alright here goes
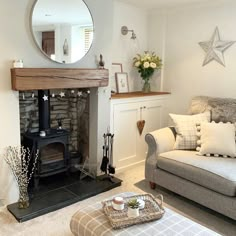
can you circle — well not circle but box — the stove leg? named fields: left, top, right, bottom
left=149, top=181, right=156, bottom=189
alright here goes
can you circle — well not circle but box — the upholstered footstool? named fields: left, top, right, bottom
left=70, top=192, right=220, bottom=236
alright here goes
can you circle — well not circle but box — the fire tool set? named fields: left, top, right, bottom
left=100, top=131, right=115, bottom=178
left=77, top=131, right=116, bottom=181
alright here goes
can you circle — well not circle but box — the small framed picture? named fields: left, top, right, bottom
left=115, top=72, right=129, bottom=93
left=111, top=63, right=123, bottom=93
left=112, top=63, right=123, bottom=73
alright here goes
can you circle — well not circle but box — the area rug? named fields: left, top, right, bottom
left=0, top=188, right=219, bottom=236
left=0, top=180, right=143, bottom=236
left=0, top=163, right=231, bottom=236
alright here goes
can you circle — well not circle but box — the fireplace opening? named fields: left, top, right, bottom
left=19, top=89, right=89, bottom=189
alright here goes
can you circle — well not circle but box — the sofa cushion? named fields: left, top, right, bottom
left=196, top=122, right=236, bottom=157
left=169, top=112, right=210, bottom=150
left=157, top=150, right=236, bottom=196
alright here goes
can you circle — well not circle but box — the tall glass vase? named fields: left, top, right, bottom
left=18, top=184, right=30, bottom=209
left=142, top=80, right=151, bottom=93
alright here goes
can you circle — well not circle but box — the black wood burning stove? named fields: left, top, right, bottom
left=23, top=130, right=69, bottom=188
left=23, top=90, right=70, bottom=188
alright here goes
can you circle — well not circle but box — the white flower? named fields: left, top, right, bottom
left=143, top=62, right=150, bottom=68
left=144, top=55, right=151, bottom=61
left=134, top=61, right=141, bottom=67
left=150, top=62, right=157, bottom=68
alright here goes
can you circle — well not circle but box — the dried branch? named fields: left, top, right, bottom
left=4, top=146, right=39, bottom=190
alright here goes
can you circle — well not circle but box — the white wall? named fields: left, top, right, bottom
left=149, top=0, right=236, bottom=114
left=148, top=9, right=167, bottom=91
left=112, top=1, right=149, bottom=92
left=0, top=0, right=113, bottom=204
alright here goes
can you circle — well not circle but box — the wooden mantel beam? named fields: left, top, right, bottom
left=11, top=68, right=109, bottom=91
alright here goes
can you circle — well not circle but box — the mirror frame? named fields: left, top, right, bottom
left=30, top=0, right=94, bottom=64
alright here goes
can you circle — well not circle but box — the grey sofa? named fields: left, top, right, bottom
left=145, top=96, right=236, bottom=220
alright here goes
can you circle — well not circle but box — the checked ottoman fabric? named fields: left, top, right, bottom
left=70, top=192, right=220, bottom=236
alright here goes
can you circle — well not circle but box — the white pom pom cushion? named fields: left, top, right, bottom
left=169, top=112, right=210, bottom=150
left=196, top=122, right=236, bottom=158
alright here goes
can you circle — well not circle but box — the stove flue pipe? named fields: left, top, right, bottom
left=38, top=90, right=50, bottom=132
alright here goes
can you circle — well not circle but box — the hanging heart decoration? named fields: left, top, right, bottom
left=137, top=120, right=145, bottom=135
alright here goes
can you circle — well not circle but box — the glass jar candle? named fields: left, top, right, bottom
left=112, top=196, right=124, bottom=210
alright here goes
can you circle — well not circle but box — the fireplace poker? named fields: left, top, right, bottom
left=108, top=134, right=115, bottom=174
left=100, top=133, right=109, bottom=173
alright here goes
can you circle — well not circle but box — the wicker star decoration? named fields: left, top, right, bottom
left=199, top=27, right=235, bottom=66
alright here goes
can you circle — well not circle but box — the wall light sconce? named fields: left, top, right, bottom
left=121, top=26, right=137, bottom=39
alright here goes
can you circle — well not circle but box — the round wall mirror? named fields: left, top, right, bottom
left=31, top=0, right=94, bottom=64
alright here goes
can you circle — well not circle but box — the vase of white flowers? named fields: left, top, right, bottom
left=133, top=51, right=162, bottom=93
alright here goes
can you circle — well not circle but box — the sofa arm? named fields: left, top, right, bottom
left=145, top=127, right=176, bottom=157
left=145, top=127, right=176, bottom=182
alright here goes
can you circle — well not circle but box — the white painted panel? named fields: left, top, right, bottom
left=144, top=101, right=163, bottom=133
left=113, top=103, right=139, bottom=168
left=136, top=100, right=163, bottom=161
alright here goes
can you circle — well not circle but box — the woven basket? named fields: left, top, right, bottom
left=102, top=193, right=165, bottom=229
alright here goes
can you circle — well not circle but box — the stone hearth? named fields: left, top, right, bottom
left=7, top=173, right=122, bottom=222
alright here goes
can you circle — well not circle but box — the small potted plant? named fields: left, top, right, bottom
left=127, top=198, right=140, bottom=217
